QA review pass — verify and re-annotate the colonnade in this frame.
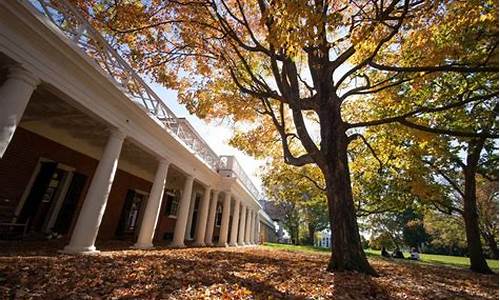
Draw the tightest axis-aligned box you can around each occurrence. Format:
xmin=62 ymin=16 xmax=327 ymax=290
xmin=0 ymin=65 xmax=261 ymax=253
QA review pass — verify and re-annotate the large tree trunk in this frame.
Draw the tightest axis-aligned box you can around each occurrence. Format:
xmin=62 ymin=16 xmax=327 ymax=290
xmin=324 ymin=131 xmax=377 ymax=275
xmin=463 ymin=164 xmax=493 ymax=274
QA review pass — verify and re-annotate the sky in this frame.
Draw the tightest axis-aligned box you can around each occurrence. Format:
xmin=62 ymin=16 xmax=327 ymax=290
xmin=150 ymin=82 xmax=265 ymax=193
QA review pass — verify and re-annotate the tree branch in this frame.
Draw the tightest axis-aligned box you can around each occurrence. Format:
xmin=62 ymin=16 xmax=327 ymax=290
xmin=399 ymin=119 xmax=499 ymax=139
xmin=369 ymin=61 xmax=499 ymax=73
xmin=348 ymin=133 xmax=383 ymax=171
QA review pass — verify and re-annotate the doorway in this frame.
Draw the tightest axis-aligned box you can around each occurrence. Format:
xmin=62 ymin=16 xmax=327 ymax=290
xmin=116 ymin=189 xmax=148 ymax=239
xmin=17 ymin=160 xmax=87 ymax=236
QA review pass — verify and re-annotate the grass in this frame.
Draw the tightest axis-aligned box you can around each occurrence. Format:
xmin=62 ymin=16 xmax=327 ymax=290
xmin=262 ymin=242 xmax=330 ymax=254
xmin=263 ymin=242 xmax=499 ymax=271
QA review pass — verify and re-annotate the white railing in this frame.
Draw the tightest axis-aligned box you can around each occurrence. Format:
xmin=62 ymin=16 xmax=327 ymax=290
xmin=219 ymin=156 xmax=260 ymax=199
xmin=26 ymin=0 xmax=259 ymax=199
xmin=27 ymin=0 xmax=220 ymax=169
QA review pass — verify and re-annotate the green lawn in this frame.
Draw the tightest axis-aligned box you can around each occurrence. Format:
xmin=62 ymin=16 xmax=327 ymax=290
xmin=263 ymin=242 xmax=331 ymax=254
xmin=263 ymin=243 xmax=498 ymax=271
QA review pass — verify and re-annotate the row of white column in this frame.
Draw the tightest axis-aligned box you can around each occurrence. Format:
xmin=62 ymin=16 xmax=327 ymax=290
xmin=0 ymin=65 xmax=260 ymax=253
xmin=64 ymin=137 xmax=260 ymax=253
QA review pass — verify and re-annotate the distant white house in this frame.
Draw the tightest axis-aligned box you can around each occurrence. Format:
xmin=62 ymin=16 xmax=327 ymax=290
xmin=315 ymin=229 xmax=331 ymax=248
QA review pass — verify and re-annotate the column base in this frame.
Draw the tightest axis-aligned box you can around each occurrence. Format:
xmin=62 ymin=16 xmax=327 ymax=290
xmin=217 ymin=242 xmax=228 ymax=247
xmin=132 ymin=243 xmax=154 ymax=249
xmin=169 ymin=242 xmax=186 ymax=248
xmin=192 ymin=242 xmax=206 ymax=247
xmin=228 ymin=242 xmax=238 ymax=247
xmin=205 ymin=242 xmax=214 ymax=247
xmin=60 ymin=245 xmax=100 ymax=255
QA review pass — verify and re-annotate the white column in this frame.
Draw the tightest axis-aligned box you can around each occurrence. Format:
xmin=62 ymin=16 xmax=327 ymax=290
xmin=249 ymin=210 xmax=255 ymax=244
xmin=185 ymin=193 xmax=196 ymax=240
xmin=245 ymin=209 xmax=252 ymax=244
xmin=171 ymin=175 xmax=194 ymax=248
xmin=134 ymin=159 xmax=170 ymax=249
xmin=228 ymin=198 xmax=240 ymax=246
xmin=253 ymin=212 xmax=259 ymax=244
xmin=63 ymin=129 xmax=125 ymax=253
xmin=258 ymin=214 xmax=262 ymax=243
xmin=238 ymin=205 xmax=247 ymax=246
xmin=205 ymin=190 xmax=219 ymax=245
xmin=193 ymin=186 xmax=211 ymax=246
xmin=217 ymin=191 xmax=231 ymax=246
xmin=0 ymin=65 xmax=40 ymax=157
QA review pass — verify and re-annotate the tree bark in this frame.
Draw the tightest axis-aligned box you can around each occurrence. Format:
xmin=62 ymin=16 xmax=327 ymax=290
xmin=324 ymin=130 xmax=377 ymax=276
xmin=463 ymin=163 xmax=493 ymax=274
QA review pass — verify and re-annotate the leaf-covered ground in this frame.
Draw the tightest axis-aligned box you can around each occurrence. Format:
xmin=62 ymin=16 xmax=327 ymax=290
xmin=0 ymin=241 xmax=497 ymax=299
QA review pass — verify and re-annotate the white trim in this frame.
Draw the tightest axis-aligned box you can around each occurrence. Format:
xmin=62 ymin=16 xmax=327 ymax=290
xmin=164 ymin=189 xmax=179 ymax=219
xmin=13 ymin=157 xmax=51 ymax=222
xmin=133 ymin=189 xmax=149 ymax=196
xmin=56 ymin=162 xmax=75 ymax=172
xmin=44 ymin=170 xmax=74 ymax=232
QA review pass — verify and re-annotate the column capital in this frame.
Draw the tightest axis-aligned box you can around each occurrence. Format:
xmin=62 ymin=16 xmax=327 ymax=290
xmin=7 ymin=65 xmax=40 ymax=88
xmin=107 ymin=128 xmax=126 ymax=140
xmin=159 ymin=158 xmax=170 ymax=166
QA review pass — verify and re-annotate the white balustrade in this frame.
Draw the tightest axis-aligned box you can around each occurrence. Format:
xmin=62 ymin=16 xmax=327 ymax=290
xmin=28 ymin=0 xmax=259 ymax=200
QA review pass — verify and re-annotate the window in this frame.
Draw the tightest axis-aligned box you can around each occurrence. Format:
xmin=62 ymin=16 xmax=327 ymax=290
xmin=116 ymin=189 xmax=147 ymax=236
xmin=165 ymin=189 xmax=180 ymax=217
xmin=215 ymin=203 xmax=223 ymax=227
xmin=125 ymin=193 xmax=144 ymax=231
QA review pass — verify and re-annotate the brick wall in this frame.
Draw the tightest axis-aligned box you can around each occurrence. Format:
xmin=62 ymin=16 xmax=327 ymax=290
xmin=0 ymin=127 xmax=167 ymax=241
xmin=0 ymin=127 xmax=95 ymax=227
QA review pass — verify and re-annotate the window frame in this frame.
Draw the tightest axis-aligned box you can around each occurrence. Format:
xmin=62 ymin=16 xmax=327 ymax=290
xmin=165 ymin=189 xmax=180 ymax=219
xmin=215 ymin=203 xmax=222 ymax=227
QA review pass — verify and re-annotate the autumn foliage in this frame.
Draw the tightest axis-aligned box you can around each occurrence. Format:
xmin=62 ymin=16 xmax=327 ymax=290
xmin=0 ymin=242 xmax=498 ymax=299
xmin=71 ymin=0 xmax=498 ymax=275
